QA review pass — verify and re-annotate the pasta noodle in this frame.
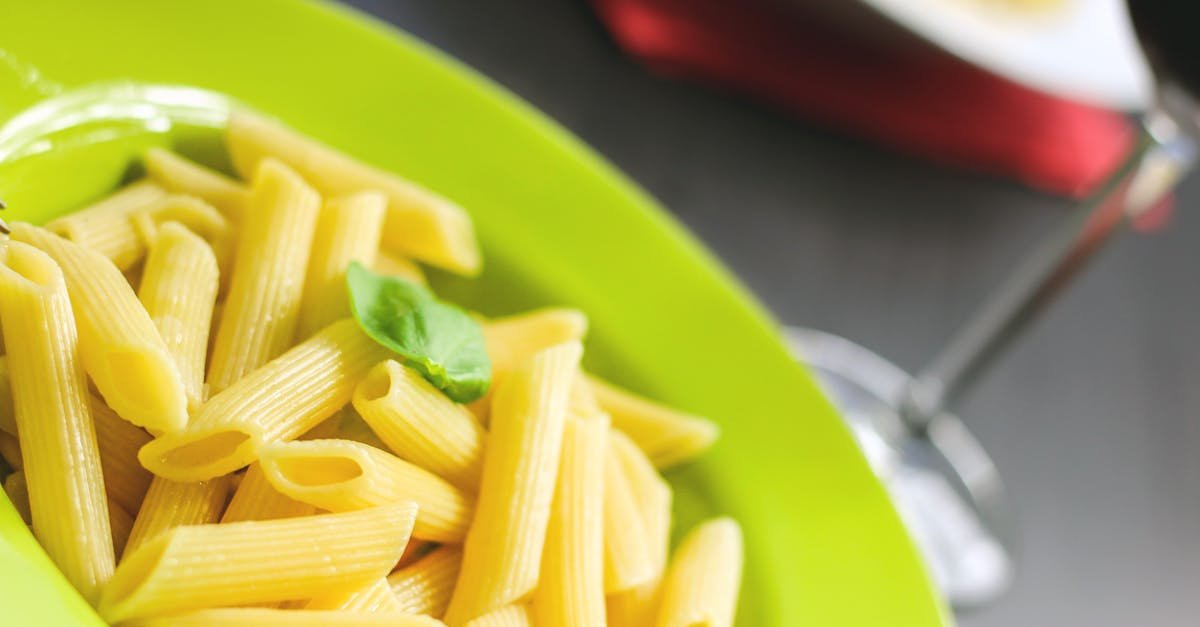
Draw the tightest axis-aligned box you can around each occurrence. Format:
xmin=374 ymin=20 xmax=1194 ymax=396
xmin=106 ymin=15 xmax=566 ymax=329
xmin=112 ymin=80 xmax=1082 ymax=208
xmin=43 ymin=180 xmax=167 ymax=270
xmin=226 ymin=111 xmax=480 ymax=275
xmin=91 ymin=394 xmax=154 ymax=515
xmin=531 ymin=414 xmax=607 ymax=627
xmin=98 ymin=501 xmax=419 ymax=622
xmin=206 ymin=158 xmax=321 ymax=392
xmin=7 ymin=109 xmax=747 ymax=627
xmin=443 ymin=341 xmax=582 ymax=625
xmin=605 ymin=430 xmax=673 ymax=625
xmin=220 ymin=463 xmax=315 ymax=523
xmin=588 ymin=375 xmax=718 ymax=469
xmin=131 ymin=195 xmax=234 ymax=280
xmin=609 ymin=430 xmax=672 ymax=576
xmin=483 ymin=309 xmax=588 ymax=378
xmin=0 ymin=240 xmax=115 ymax=602
xmin=607 ymin=578 xmax=663 ymax=627
xmin=143 ymin=147 xmax=249 ymax=220
xmin=298 ymin=192 xmax=386 ymax=338
xmin=120 ymin=608 xmax=446 ymax=626
xmin=9 ymin=223 xmax=189 ymax=433
xmin=373 ymin=251 xmax=426 ymax=286
xmin=137 ymin=222 xmax=220 ymax=410
xmin=463 ymin=605 xmax=533 ymax=627
xmin=124 ymin=475 xmax=234 ymax=557
xmin=258 ymin=438 xmax=473 ymax=543
xmin=139 ymin=319 xmax=391 ymax=482
xmin=304 ymin=578 xmax=402 ymax=613
xmin=653 ymin=518 xmax=743 ymax=627
xmin=602 ymin=435 xmax=655 ymax=593
xmin=352 ymin=360 xmax=485 ymax=490
xmin=388 ymin=545 xmax=462 ymax=617
xmin=472 ymin=309 xmax=587 ymax=423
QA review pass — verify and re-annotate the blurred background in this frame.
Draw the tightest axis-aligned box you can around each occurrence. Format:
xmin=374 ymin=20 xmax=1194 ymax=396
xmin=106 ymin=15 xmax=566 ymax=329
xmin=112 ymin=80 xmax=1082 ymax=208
xmin=341 ymin=1 xmax=1199 ymax=625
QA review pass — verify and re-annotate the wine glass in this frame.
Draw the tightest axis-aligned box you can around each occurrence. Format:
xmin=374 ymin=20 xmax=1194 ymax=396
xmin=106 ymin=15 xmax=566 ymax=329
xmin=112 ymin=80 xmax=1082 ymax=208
xmin=788 ymin=0 xmax=1199 ymax=608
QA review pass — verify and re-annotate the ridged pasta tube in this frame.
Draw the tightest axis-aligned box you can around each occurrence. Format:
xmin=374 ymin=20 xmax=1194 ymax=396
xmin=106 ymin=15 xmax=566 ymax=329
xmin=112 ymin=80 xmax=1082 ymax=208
xmin=0 ymin=240 xmax=115 ymax=602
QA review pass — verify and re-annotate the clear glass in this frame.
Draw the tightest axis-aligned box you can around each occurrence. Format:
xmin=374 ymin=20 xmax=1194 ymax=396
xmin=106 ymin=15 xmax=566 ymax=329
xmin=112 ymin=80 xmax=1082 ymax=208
xmin=790 ymin=101 xmax=1198 ymax=608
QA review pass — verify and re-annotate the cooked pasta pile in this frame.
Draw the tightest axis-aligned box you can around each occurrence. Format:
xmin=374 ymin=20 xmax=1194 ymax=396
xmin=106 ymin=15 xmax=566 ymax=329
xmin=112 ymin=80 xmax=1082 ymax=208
xmin=0 ymin=111 xmax=742 ymax=626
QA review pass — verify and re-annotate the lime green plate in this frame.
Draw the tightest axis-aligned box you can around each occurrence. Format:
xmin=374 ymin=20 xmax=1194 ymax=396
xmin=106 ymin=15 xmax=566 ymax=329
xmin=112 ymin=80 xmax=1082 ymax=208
xmin=0 ymin=1 xmax=949 ymax=625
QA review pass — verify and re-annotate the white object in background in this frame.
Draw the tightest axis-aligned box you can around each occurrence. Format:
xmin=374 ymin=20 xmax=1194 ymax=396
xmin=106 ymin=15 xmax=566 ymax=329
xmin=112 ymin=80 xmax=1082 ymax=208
xmin=861 ymin=0 xmax=1152 ymax=109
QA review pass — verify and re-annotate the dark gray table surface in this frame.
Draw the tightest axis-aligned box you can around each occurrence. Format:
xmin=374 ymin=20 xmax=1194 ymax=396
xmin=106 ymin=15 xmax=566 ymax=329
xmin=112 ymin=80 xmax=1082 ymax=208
xmin=344 ymin=1 xmax=1200 ymax=624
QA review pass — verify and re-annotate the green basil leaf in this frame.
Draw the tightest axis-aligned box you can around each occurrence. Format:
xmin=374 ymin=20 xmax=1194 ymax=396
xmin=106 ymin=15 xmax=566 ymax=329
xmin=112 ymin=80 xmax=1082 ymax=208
xmin=345 ymin=261 xmax=491 ymax=403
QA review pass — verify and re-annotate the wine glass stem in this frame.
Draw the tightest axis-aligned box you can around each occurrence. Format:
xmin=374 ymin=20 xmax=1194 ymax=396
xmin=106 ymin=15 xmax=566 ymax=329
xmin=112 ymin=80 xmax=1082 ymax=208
xmin=899 ymin=107 xmax=1199 ymax=429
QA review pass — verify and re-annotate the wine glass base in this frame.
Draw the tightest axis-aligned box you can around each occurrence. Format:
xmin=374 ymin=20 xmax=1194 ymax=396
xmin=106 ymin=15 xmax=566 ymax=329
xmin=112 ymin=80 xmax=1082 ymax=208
xmin=786 ymin=327 xmax=1014 ymax=609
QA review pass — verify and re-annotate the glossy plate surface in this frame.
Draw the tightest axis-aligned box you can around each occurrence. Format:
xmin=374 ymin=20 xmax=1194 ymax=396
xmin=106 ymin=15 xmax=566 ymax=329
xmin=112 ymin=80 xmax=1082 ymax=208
xmin=0 ymin=1 xmax=947 ymax=624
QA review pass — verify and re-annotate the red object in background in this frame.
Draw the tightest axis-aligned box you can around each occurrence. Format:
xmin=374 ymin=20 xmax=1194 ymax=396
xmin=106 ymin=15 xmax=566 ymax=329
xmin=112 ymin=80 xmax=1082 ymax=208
xmin=589 ymin=0 xmax=1136 ymax=199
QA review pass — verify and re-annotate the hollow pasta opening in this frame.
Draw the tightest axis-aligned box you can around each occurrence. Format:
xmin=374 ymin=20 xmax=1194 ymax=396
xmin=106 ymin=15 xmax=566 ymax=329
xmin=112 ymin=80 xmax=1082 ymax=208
xmin=2 ymin=241 xmax=62 ymax=288
xmin=157 ymin=430 xmax=252 ymax=469
xmin=357 ymin=361 xmax=397 ymax=403
xmin=270 ymin=453 xmax=365 ymax=487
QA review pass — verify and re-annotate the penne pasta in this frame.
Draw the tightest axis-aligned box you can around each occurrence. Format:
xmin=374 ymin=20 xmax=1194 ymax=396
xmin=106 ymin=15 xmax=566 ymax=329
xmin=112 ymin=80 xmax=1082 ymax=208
xmin=131 ymin=195 xmax=234 ymax=280
xmin=124 ymin=475 xmax=234 ymax=557
xmin=483 ymin=309 xmax=588 ymax=379
xmin=304 ymin=577 xmax=402 ymax=613
xmin=137 ymin=222 xmax=220 ymax=410
xmin=221 ymin=463 xmax=315 ymax=523
xmin=9 ymin=223 xmax=189 ymax=433
xmin=47 ymin=190 xmax=231 ymax=281
xmin=0 ymin=240 xmax=115 ymax=602
xmin=472 ymin=309 xmax=587 ymax=423
xmin=0 ymin=430 xmax=21 ymax=470
xmin=352 ymin=360 xmax=485 ymax=491
xmin=98 ymin=501 xmax=420 ymax=622
xmin=444 ymin=341 xmax=582 ymax=625
xmin=139 ymin=319 xmax=391 ymax=482
xmin=108 ymin=497 xmax=134 ymax=561
xmin=608 ymin=579 xmax=664 ymax=627
xmin=4 ymin=469 xmax=31 ymax=524
xmin=44 ymin=180 xmax=168 ymax=270
xmin=0 ymin=356 xmax=13 ymax=435
xmin=227 ymin=111 xmax=480 ymax=275
xmin=298 ymin=192 xmax=386 ymax=338
xmin=605 ymin=430 xmax=673 ymax=625
xmin=463 ymin=604 xmax=533 ymax=627
xmin=143 ymin=147 xmax=249 ymax=220
xmin=259 ymin=438 xmax=473 ymax=543
xmin=120 ymin=608 xmax=446 ymax=627
xmin=602 ymin=434 xmax=655 ymax=593
xmin=588 ymin=375 xmax=718 ymax=469
xmin=373 ymin=250 xmax=426 ymax=286
xmin=91 ymin=394 xmax=154 ymax=515
xmin=531 ymin=414 xmax=608 ymax=627
xmin=206 ymin=158 xmax=321 ymax=393
xmin=10 ymin=103 xmax=746 ymax=627
xmin=654 ymin=518 xmax=743 ymax=627
xmin=611 ymin=430 xmax=672 ymax=575
xmin=388 ymin=545 xmax=462 ymax=617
